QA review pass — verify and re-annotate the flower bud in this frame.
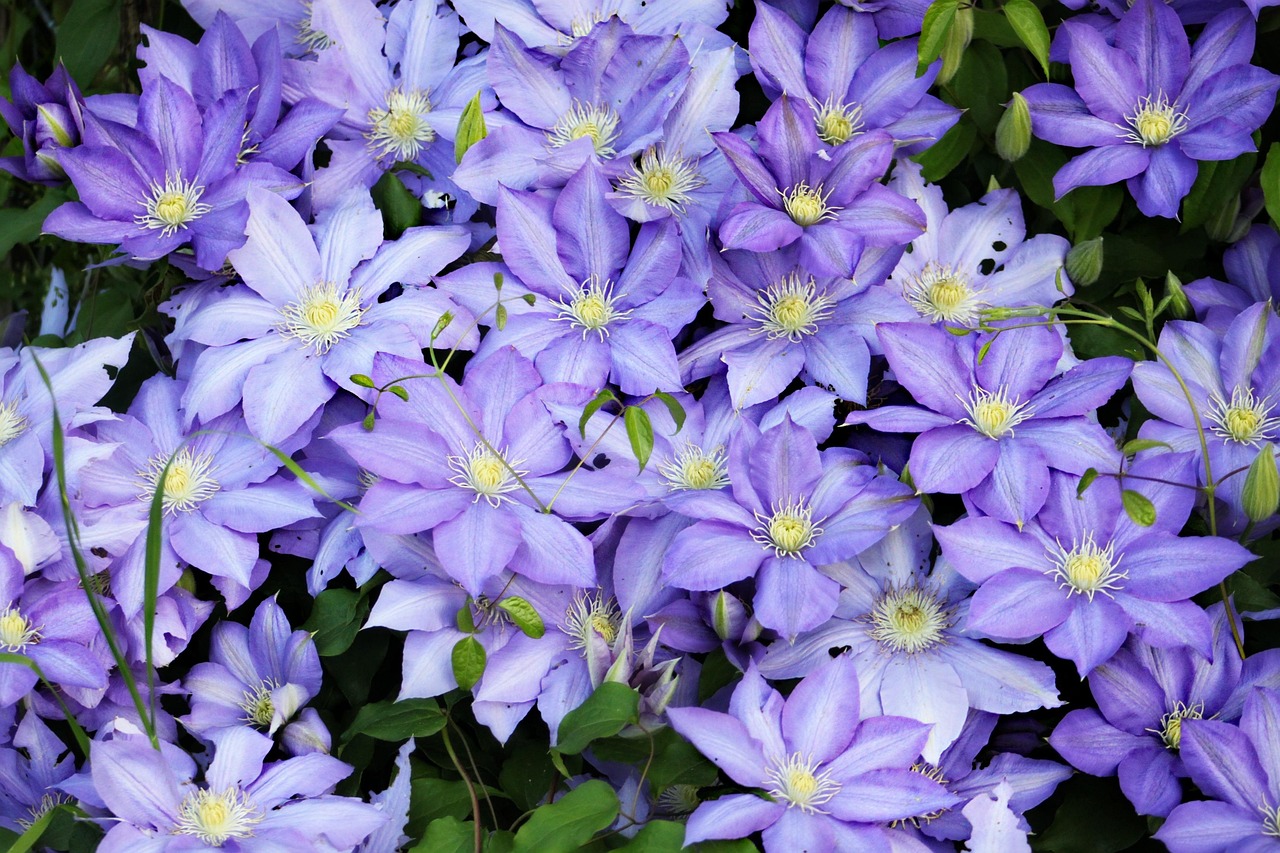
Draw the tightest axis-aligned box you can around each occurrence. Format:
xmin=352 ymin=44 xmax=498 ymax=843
xmin=35 ymin=103 xmax=78 ymax=149
xmin=1204 ymin=192 xmax=1243 ymax=243
xmin=1164 ymin=271 xmax=1191 ymax=319
xmin=1065 ymin=237 xmax=1104 ymax=288
xmin=710 ymin=590 xmax=747 ymax=641
xmin=938 ymin=5 xmax=974 ymax=86
xmin=1243 ymin=444 xmax=1280 ymax=523
xmin=995 ymin=93 xmax=1032 ymax=162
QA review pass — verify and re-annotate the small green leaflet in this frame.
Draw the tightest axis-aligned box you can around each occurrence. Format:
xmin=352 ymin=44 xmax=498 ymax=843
xmin=624 ymin=406 xmax=655 ymax=472
xmin=1121 ymin=489 xmax=1157 ymax=526
xmin=452 ymin=636 xmax=486 ymax=690
xmin=497 ymin=596 xmax=545 ymax=639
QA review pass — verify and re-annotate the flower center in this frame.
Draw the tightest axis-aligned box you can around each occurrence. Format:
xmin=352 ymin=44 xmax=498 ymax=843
xmin=367 ymin=89 xmax=435 ymax=161
xmin=1208 ymin=386 xmax=1279 ymax=446
xmin=752 ymin=498 xmax=823 ymax=558
xmin=749 ymin=273 xmax=836 ymax=342
xmin=780 ymin=182 xmax=839 ymax=227
xmin=867 ymin=586 xmax=951 ymax=654
xmin=176 ymin=788 xmax=263 ymax=847
xmin=890 ymin=763 xmax=952 ymax=826
xmin=139 ymin=447 xmax=221 ymax=515
xmin=0 ymin=606 xmax=40 ymax=652
xmin=135 ymin=173 xmax=212 ymax=236
xmin=903 ymin=262 xmax=985 ymax=325
xmin=278 ymin=282 xmax=366 ymax=354
xmin=1047 ymin=533 xmax=1127 ymax=600
xmin=563 ymin=591 xmax=622 ymax=650
xmin=1121 ymin=92 xmax=1188 ymax=147
xmin=659 ymin=445 xmax=730 ymax=492
xmin=959 ymin=386 xmax=1032 ymax=439
xmin=0 ymin=400 xmax=28 ymax=448
xmin=766 ymin=753 xmax=841 ymax=814
xmin=447 ymin=441 xmax=527 ymax=507
xmin=814 ymin=96 xmax=864 ymax=146
xmin=18 ymin=794 xmax=72 ymax=831
xmin=549 ymin=102 xmax=621 ymax=158
xmin=239 ymin=681 xmax=278 ymax=728
xmin=1147 ymin=701 xmax=1206 ymax=750
xmin=655 ymin=784 xmax=701 ymax=817
xmin=1263 ymin=802 xmax=1280 ymax=838
xmin=617 ymin=148 xmax=705 ymax=213
xmin=554 ymin=275 xmax=632 ymax=340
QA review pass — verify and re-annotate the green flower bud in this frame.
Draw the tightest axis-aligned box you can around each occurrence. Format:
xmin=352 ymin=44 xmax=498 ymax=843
xmin=1164 ymin=271 xmax=1191 ymax=319
xmin=995 ymin=93 xmax=1033 ymax=162
xmin=1243 ymin=444 xmax=1280 ymax=523
xmin=1065 ymin=237 xmax=1104 ymax=288
xmin=1204 ymin=192 xmax=1243 ymax=243
xmin=938 ymin=5 xmax=973 ymax=85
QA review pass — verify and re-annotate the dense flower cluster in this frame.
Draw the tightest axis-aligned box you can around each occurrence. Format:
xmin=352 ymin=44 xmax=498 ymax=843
xmin=2 ymin=0 xmax=1280 ymax=850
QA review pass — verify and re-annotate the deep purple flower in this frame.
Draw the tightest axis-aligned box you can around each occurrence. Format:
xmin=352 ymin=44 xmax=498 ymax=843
xmin=832 ymin=0 xmax=931 ymax=38
xmin=1156 ymin=687 xmax=1280 ymax=851
xmin=476 ymin=163 xmax=702 ymax=394
xmin=1131 ymin=302 xmax=1280 ymax=535
xmin=750 ymin=3 xmax=960 ymax=155
xmin=174 ymin=186 xmax=472 ymax=445
xmin=0 ymin=62 xmax=84 ymax=185
xmin=1185 ymin=225 xmax=1280 ymax=331
xmin=453 ymin=20 xmax=691 ymax=204
xmin=886 ymin=161 xmax=1072 ymax=327
xmin=1022 ymin=0 xmax=1280 ymax=218
xmin=713 ymin=96 xmax=924 ymax=278
xmin=936 ymin=459 xmax=1255 ymax=676
xmin=759 ymin=507 xmax=1061 ymax=763
xmin=184 ymin=597 xmax=327 ymax=755
xmin=89 ymin=727 xmax=385 ymax=851
xmin=1048 ymin=604 xmax=1267 ymax=817
xmin=847 ymin=323 xmax=1131 ymax=525
xmin=667 ymin=657 xmax=958 ymax=850
xmin=662 ymin=416 xmax=918 ymax=639
xmin=0 ymin=711 xmax=77 ymax=832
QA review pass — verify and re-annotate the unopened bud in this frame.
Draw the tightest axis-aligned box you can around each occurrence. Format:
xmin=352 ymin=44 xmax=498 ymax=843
xmin=1204 ymin=193 xmax=1243 ymax=243
xmin=995 ymin=93 xmax=1032 ymax=162
xmin=1164 ymin=271 xmax=1191 ymax=319
xmin=710 ymin=590 xmax=746 ymax=641
xmin=1065 ymin=237 xmax=1104 ymax=288
xmin=1243 ymin=444 xmax=1280 ymax=523
xmin=35 ymin=103 xmax=77 ymax=149
xmin=938 ymin=5 xmax=973 ymax=85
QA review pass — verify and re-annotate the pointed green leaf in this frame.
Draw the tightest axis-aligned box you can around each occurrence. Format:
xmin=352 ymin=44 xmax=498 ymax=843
xmin=554 ymin=682 xmax=640 ymax=755
xmin=1121 ymin=489 xmax=1157 ymax=526
xmin=1121 ymin=438 xmax=1172 ymax=455
xmin=350 ymin=373 xmax=376 ymax=388
xmin=341 ymin=698 xmax=446 ymax=743
xmin=511 ymin=780 xmax=619 ymax=853
xmin=454 ymin=91 xmax=488 ymax=164
xmin=651 ymin=391 xmax=687 ymax=433
xmin=624 ymin=406 xmax=655 ymax=472
xmin=918 ymin=0 xmax=959 ymax=75
xmin=578 ymin=389 xmax=619 ymax=437
xmin=497 ymin=596 xmax=545 ymax=639
xmin=1003 ymin=0 xmax=1050 ymax=78
xmin=1077 ymin=468 xmax=1099 ymax=497
xmin=452 ymin=636 xmax=486 ymax=691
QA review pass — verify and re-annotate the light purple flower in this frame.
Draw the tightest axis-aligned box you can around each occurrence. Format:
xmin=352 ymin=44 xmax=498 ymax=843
xmin=1185 ymin=225 xmax=1280 ymax=331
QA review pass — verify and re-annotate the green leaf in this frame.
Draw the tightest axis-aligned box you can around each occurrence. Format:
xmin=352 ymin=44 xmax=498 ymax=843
xmin=350 ymin=373 xmax=376 ymax=389
xmin=1033 ymin=775 xmax=1146 ymax=853
xmin=372 ymin=171 xmax=423 ymax=239
xmin=1181 ymin=152 xmax=1256 ymax=232
xmin=1262 ymin=143 xmax=1280 ymax=228
xmin=499 ymin=741 xmax=558 ymax=811
xmin=624 ymin=406 xmax=655 ymax=473
xmin=456 ymin=601 xmax=476 ymax=633
xmin=511 ymin=780 xmax=619 ymax=853
xmin=388 ymin=385 xmax=410 ymax=402
xmin=589 ymin=727 xmax=719 ymax=790
xmin=1076 ymin=468 xmax=1099 ymax=497
xmin=1228 ymin=569 xmax=1280 ymax=615
xmin=363 ymin=410 xmax=377 ymax=431
xmin=651 ymin=391 xmax=687 ymax=434
xmin=912 ymin=119 xmax=977 ymax=182
xmin=7 ymin=803 xmax=79 ymax=853
xmin=1003 ymin=0 xmax=1051 ymax=78
xmin=495 ymin=302 xmax=509 ymax=331
xmin=0 ymin=189 xmax=65 ymax=257
xmin=411 ymin=817 xmax=474 ymax=853
xmin=452 ymin=636 xmax=486 ymax=690
xmin=56 ymin=0 xmax=121 ymax=84
xmin=1121 ymin=438 xmax=1172 ymax=455
xmin=455 ymin=91 xmax=488 ymax=164
xmin=579 ymin=388 xmax=619 ymax=436
xmin=341 ymin=698 xmax=445 ymax=743
xmin=917 ymin=0 xmax=959 ymax=75
xmin=555 ymin=682 xmax=641 ymax=755
xmin=497 ymin=596 xmax=545 ymax=639
xmin=1121 ymin=489 xmax=1157 ymax=527
xmin=521 ymin=293 xmax=537 ymax=306
xmin=616 ymin=820 xmax=686 ymax=851
xmin=304 ymin=589 xmax=370 ymax=656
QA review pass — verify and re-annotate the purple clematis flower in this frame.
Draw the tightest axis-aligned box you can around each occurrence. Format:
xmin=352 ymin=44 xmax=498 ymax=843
xmin=750 ymin=3 xmax=960 ymax=155
xmin=759 ymin=507 xmax=1062 ymax=763
xmin=1131 ymin=302 xmax=1280 ymax=536
xmin=0 ymin=62 xmax=84 ymax=185
xmin=88 ymin=726 xmax=385 ymax=851
xmin=886 ymin=160 xmax=1072 ymax=327
xmin=1022 ymin=0 xmax=1280 ymax=218
xmin=180 ymin=0 xmax=332 ymax=56
xmin=935 ymin=458 xmax=1255 ymax=676
xmin=1185 ymin=225 xmax=1280 ymax=331
xmin=452 ymin=20 xmax=691 ymax=204
xmin=184 ymin=596 xmax=328 ymax=755
xmin=285 ymin=0 xmax=497 ymax=216
xmin=1048 ymin=603 xmax=1273 ymax=817
xmin=476 ymin=163 xmax=702 ymax=394
xmin=847 ymin=323 xmax=1131 ymax=525
xmin=174 ymin=186 xmax=472 ymax=444
xmin=832 ymin=0 xmax=931 ymax=38
xmin=332 ymin=348 xmax=601 ymax=594
xmin=45 ymin=75 xmax=305 ymax=269
xmin=0 ymin=334 xmax=134 ymax=507
xmin=662 ymin=416 xmax=918 ymax=639
xmin=1156 ymin=687 xmax=1280 ymax=852
xmin=713 ymin=96 xmax=924 ymax=278
xmin=0 ymin=710 xmax=77 ymax=832
xmin=678 ymin=244 xmax=906 ymax=409
xmin=668 ymin=657 xmax=959 ymax=851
